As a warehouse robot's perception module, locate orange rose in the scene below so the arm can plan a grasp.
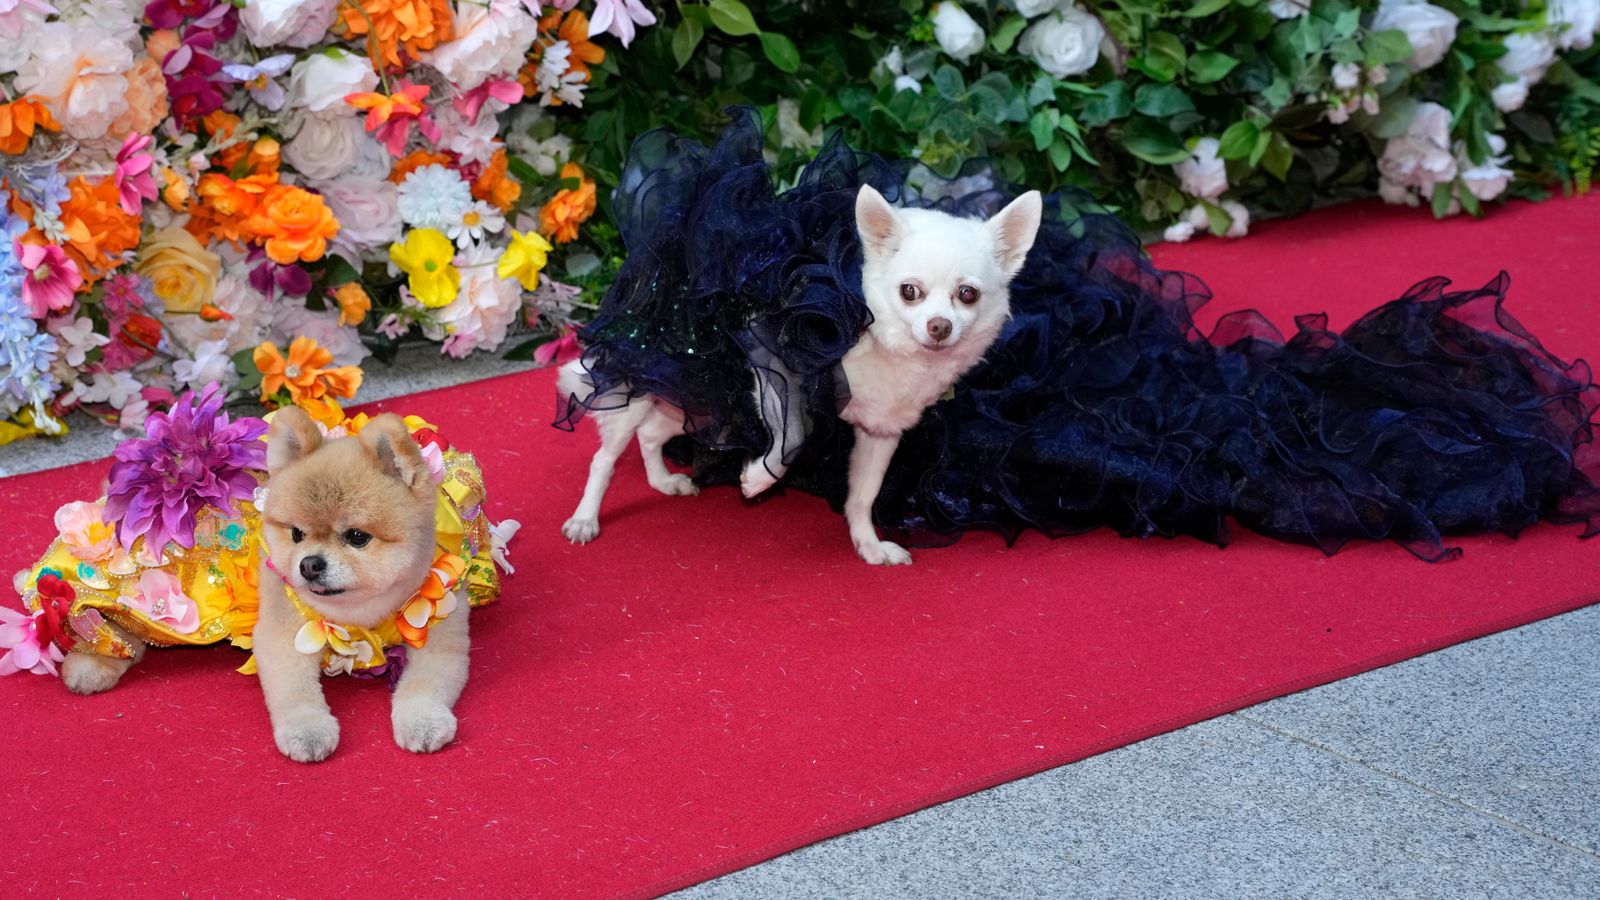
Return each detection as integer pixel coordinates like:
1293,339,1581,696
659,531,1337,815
248,185,340,265
539,162,597,244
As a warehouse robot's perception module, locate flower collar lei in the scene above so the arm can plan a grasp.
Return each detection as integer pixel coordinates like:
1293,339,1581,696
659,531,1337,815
261,537,467,676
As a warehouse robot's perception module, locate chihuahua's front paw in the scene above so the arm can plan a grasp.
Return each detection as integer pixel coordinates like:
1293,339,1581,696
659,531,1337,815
652,472,700,497
274,709,340,763
393,699,458,753
854,537,912,566
740,462,779,498
562,515,600,544
62,652,131,695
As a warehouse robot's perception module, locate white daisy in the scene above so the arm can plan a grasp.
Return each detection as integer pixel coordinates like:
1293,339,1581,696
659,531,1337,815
446,200,507,248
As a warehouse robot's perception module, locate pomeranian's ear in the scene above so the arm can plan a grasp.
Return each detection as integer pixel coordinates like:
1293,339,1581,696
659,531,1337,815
359,414,429,491
988,190,1043,278
267,407,322,476
856,184,904,260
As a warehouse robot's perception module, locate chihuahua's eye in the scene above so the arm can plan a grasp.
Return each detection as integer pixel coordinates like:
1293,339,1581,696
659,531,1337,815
290,527,304,544
899,283,919,303
344,529,372,548
957,285,980,305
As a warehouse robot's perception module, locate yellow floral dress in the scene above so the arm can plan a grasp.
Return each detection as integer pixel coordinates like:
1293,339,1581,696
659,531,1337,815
13,418,504,678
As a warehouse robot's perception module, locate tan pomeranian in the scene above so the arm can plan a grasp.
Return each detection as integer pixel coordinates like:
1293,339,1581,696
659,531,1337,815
251,409,472,762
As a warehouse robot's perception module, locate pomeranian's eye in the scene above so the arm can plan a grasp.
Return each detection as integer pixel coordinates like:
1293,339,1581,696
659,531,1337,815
290,527,304,544
899,283,919,303
957,285,981,305
344,529,372,548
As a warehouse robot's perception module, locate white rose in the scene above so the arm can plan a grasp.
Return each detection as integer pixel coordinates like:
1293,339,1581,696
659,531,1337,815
1174,137,1228,201
1018,5,1105,79
1459,134,1512,202
776,98,823,151
1220,200,1250,238
1013,0,1060,17
286,49,378,114
1267,0,1309,18
13,22,132,140
931,3,985,63
282,112,366,180
1493,31,1555,111
894,75,924,94
1377,101,1457,198
1162,221,1195,243
312,177,403,255
240,0,338,48
1371,0,1459,72
1548,0,1600,50
1378,177,1420,207
423,4,538,92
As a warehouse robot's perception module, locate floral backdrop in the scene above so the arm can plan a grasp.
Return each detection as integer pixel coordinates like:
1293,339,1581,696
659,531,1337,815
2,0,1598,444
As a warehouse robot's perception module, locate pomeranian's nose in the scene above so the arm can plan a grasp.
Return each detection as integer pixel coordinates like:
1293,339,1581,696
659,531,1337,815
300,555,328,582
927,317,952,342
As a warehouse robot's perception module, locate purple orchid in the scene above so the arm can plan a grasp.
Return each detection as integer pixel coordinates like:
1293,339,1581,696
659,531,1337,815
247,247,312,301
103,383,268,554
222,54,295,111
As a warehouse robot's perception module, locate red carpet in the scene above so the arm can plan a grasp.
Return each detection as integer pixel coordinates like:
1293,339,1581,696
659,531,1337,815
3,195,1597,897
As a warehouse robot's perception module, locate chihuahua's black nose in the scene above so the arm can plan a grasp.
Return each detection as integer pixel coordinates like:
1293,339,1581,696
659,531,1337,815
300,555,328,581
927,317,952,342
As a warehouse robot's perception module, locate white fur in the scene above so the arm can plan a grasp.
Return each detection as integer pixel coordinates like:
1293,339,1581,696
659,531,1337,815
561,186,1043,564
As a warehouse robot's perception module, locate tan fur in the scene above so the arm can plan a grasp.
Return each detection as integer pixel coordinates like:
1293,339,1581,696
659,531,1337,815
250,409,469,762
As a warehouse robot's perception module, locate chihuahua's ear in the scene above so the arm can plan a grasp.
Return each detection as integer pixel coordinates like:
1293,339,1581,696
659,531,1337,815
856,184,904,260
267,407,322,476
359,413,429,490
988,190,1043,278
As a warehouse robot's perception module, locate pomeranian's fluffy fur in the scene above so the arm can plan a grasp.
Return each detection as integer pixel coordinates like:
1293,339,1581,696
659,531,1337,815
559,185,1043,565
256,410,469,762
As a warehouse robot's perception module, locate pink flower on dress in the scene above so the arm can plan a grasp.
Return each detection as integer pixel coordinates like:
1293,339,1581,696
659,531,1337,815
17,241,81,317
122,570,201,634
113,134,159,216
56,501,119,562
0,607,66,677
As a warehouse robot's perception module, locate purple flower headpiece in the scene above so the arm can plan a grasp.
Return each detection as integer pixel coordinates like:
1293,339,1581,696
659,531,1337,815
104,383,268,552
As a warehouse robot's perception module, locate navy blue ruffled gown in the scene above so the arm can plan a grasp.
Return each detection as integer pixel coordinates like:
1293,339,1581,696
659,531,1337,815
556,111,1600,561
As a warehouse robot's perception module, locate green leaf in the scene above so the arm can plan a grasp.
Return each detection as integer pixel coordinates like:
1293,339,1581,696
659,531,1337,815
1133,83,1195,118
1048,135,1073,172
932,65,965,101
1365,29,1413,66
1080,81,1132,126
758,32,800,73
1184,0,1230,16
1026,74,1056,107
672,17,704,70
1187,50,1239,85
1248,128,1272,167
1430,182,1455,218
1217,120,1259,160
1029,108,1061,151
708,0,759,37
1144,31,1188,83
319,255,361,286
990,14,1027,53
1121,117,1189,165
1261,133,1294,181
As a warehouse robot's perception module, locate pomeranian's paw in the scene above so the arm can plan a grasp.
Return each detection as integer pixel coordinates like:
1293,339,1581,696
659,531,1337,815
274,709,340,763
652,473,700,497
854,538,913,566
393,700,458,753
61,652,129,695
740,462,779,498
562,515,600,544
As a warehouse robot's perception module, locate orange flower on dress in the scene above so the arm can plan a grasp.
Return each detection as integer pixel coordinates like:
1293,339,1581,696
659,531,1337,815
389,149,452,184
0,97,60,155
395,553,466,648
339,0,455,68
471,148,522,213
253,337,364,405
539,163,597,244
246,184,339,265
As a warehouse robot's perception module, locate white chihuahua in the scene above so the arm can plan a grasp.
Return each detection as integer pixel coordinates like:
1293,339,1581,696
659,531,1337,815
558,184,1043,565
